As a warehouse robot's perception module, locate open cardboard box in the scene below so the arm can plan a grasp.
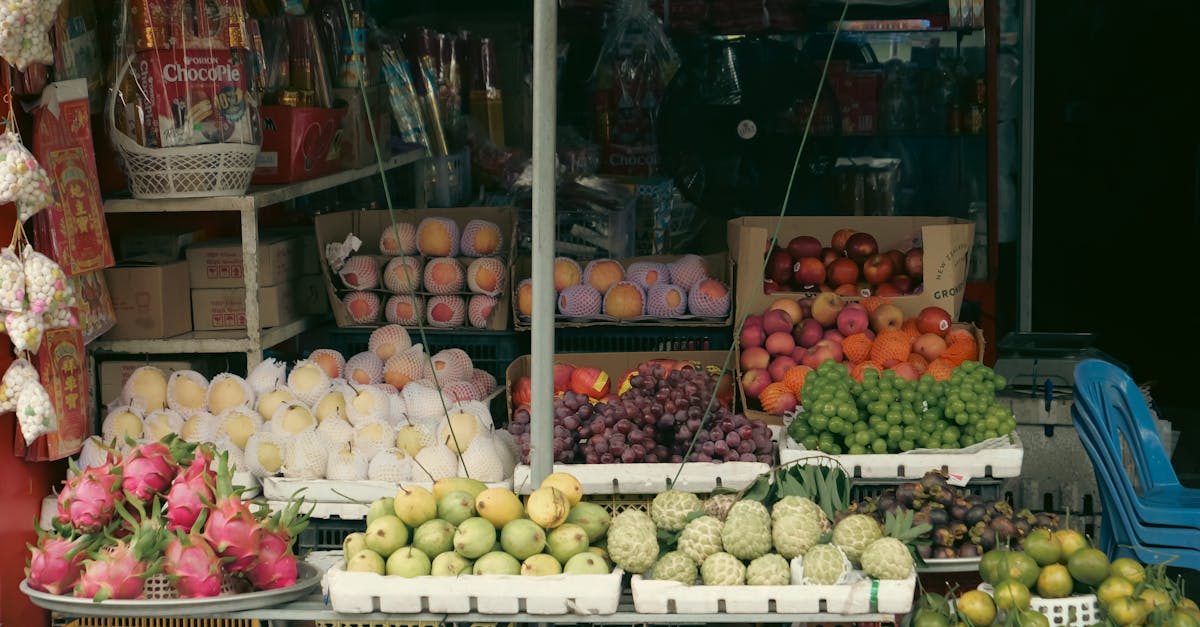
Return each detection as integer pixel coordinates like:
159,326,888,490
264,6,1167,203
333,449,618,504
727,216,974,323
314,207,517,330
510,253,733,330
737,322,987,427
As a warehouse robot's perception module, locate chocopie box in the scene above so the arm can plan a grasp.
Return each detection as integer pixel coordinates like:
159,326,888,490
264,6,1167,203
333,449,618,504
134,48,256,148
251,105,347,185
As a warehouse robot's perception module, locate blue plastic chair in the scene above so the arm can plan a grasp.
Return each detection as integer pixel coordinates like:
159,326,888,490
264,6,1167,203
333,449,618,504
1072,360,1200,524
1071,404,1200,563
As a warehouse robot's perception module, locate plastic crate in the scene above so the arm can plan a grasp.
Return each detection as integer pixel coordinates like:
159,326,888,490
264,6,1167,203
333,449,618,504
425,148,473,208
554,325,733,353
849,479,1003,502
54,618,260,627
298,517,364,553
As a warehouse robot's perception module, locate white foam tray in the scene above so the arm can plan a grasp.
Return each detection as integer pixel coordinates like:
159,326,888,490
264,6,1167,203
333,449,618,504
323,563,624,615
631,571,915,614
512,462,771,495
267,499,368,520
259,476,512,504
778,432,1024,479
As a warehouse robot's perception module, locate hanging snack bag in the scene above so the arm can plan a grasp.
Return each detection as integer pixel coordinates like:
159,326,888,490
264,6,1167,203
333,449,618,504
16,376,58,446
5,310,47,353
0,131,56,222
0,248,26,313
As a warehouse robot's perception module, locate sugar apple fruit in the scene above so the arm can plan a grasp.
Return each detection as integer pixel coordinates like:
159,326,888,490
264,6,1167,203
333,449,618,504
677,515,724,565
702,493,737,521
800,543,850,585
772,513,823,559
726,500,771,527
746,553,791,586
721,513,771,561
700,551,746,586
861,537,913,580
771,496,829,531
831,514,882,566
650,490,702,532
607,510,658,573
651,551,697,585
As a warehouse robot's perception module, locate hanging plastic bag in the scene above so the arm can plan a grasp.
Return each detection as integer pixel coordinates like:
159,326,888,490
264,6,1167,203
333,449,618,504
0,132,55,222
0,0,63,70
21,247,74,318
590,0,680,177
0,248,25,313
4,310,46,353
381,42,430,154
16,377,57,446
0,358,39,413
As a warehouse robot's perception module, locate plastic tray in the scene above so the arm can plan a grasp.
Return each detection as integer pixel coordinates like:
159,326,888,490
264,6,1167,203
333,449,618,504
260,477,513,504
511,462,770,495
323,563,624,615
630,571,915,615
917,557,982,573
978,583,1101,626
779,432,1024,479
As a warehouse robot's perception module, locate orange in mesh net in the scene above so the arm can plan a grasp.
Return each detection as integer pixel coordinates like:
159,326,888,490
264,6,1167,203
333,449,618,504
941,329,979,366
850,361,884,383
869,329,911,364
760,382,797,415
926,358,955,381
842,333,873,364
782,365,812,397
859,296,892,314
900,318,921,341
907,352,929,374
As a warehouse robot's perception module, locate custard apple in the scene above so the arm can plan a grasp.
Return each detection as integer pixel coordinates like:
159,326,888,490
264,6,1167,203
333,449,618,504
678,515,724,565
650,490,702,532
746,553,791,586
772,513,823,559
860,537,913,580
726,500,771,527
651,551,697,585
703,493,738,521
721,514,771,561
800,543,851,585
607,510,658,573
699,551,746,586
771,496,830,531
831,514,882,566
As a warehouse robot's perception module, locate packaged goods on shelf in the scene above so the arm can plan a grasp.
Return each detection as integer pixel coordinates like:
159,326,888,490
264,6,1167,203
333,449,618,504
186,236,303,289
102,259,193,340
191,283,296,332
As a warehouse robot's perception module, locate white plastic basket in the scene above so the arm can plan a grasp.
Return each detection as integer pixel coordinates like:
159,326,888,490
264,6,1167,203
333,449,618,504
978,584,1101,626
107,58,259,199
141,573,246,599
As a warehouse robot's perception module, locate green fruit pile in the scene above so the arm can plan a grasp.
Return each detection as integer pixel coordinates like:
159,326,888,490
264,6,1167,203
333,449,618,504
341,474,614,577
787,360,1015,454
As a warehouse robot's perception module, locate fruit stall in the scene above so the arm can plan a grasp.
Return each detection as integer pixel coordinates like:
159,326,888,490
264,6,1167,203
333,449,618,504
0,0,1196,627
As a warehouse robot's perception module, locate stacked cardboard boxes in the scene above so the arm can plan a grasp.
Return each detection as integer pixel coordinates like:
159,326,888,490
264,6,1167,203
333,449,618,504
185,235,305,332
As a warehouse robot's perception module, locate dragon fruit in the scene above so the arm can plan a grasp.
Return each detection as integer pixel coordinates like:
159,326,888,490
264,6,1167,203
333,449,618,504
120,435,195,501
55,462,122,534
25,532,97,595
164,446,217,532
163,531,223,598
202,452,264,574
248,497,310,590
75,499,169,601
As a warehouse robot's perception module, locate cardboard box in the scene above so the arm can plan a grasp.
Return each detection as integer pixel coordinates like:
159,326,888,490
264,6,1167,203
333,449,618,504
102,259,192,340
505,351,732,424
263,226,319,275
295,274,330,316
186,235,301,289
511,253,733,330
119,228,204,261
98,360,195,407
251,105,347,185
727,216,974,323
313,207,517,330
191,283,296,331
332,86,392,169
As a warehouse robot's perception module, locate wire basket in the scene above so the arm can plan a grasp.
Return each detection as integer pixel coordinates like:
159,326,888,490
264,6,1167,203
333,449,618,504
141,573,248,599
107,58,259,199
978,584,1102,626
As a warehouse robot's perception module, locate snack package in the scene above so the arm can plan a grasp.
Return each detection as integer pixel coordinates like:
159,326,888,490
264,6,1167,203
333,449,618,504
0,0,63,70
0,248,26,313
0,358,39,413
4,310,46,353
16,376,57,446
381,43,430,153
0,131,56,222
52,0,104,111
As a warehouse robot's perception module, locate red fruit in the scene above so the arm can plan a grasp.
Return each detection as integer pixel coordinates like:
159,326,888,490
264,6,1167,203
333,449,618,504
569,367,611,400
739,324,767,349
916,306,953,336
845,232,879,262
827,257,860,286
767,247,793,285
834,283,859,297
891,274,914,293
765,332,796,356
741,368,771,399
875,283,904,297
740,347,771,371
787,235,823,260
792,257,826,288
905,248,924,279
763,279,783,295
762,309,794,335
512,376,532,406
820,247,842,266
553,363,575,394
831,228,856,252
862,254,896,286
768,356,797,382
883,249,906,273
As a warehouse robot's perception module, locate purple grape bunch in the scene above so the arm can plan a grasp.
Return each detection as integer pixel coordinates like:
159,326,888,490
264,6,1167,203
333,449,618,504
508,361,776,465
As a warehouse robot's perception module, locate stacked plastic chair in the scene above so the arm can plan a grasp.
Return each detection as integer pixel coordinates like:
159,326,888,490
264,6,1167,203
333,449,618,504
1071,358,1200,568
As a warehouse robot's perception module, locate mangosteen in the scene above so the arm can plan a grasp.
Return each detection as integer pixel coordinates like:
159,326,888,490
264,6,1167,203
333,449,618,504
988,500,1014,518
990,515,1017,540
965,504,989,526
950,522,969,539
933,546,958,559
950,499,969,521
910,498,926,510
883,501,904,517
896,482,919,506
913,509,933,527
1014,518,1032,537
933,487,957,507
928,507,950,527
1036,512,1060,529
979,526,997,551
1016,508,1037,525
958,543,982,558
876,495,896,513
917,543,933,559
933,525,956,547
921,469,950,492
966,493,984,506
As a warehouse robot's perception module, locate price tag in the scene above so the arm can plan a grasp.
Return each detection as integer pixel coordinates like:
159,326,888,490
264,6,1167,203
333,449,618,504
946,471,971,487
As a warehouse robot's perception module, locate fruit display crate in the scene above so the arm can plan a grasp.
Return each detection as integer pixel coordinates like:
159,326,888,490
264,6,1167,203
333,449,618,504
511,462,770,495
298,517,364,552
778,432,1025,480
630,571,916,615
977,584,1102,627
52,618,261,627
261,477,514,508
305,327,524,385
553,325,733,353
848,478,1003,502
322,564,625,615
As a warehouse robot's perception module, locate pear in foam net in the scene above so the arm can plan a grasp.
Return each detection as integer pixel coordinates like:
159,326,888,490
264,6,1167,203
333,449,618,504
123,366,168,412
207,374,254,417
166,370,209,416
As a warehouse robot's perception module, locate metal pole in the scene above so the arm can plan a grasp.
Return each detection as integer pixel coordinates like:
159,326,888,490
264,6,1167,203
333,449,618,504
529,0,558,486
1018,0,1035,332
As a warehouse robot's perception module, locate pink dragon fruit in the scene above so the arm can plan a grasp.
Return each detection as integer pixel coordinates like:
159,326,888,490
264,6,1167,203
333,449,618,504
248,497,310,590
26,532,97,595
75,500,169,601
202,452,263,574
164,532,223,598
165,446,217,532
55,462,122,534
120,435,195,502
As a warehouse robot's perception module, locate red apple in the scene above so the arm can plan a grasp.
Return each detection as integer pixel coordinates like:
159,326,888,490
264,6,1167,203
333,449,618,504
822,328,845,344
802,340,844,370
740,368,771,399
740,347,771,371
792,318,824,348
744,313,763,329
767,298,803,325
836,305,870,336
791,346,808,362
913,333,948,361
845,232,879,262
763,279,783,295
792,257,826,288
765,331,796,356
862,254,896,286
916,305,953,337
868,303,905,333
891,274,914,293
831,228,856,252
890,362,919,382
762,309,794,335
817,284,833,293
834,283,859,297
820,247,842,266
809,292,845,327
904,247,924,279
827,257,860,286
797,297,813,319
883,249,906,273
768,355,797,382
787,235,823,260
856,282,873,297
553,363,575,394
739,323,766,349
767,247,793,285
875,283,904,297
